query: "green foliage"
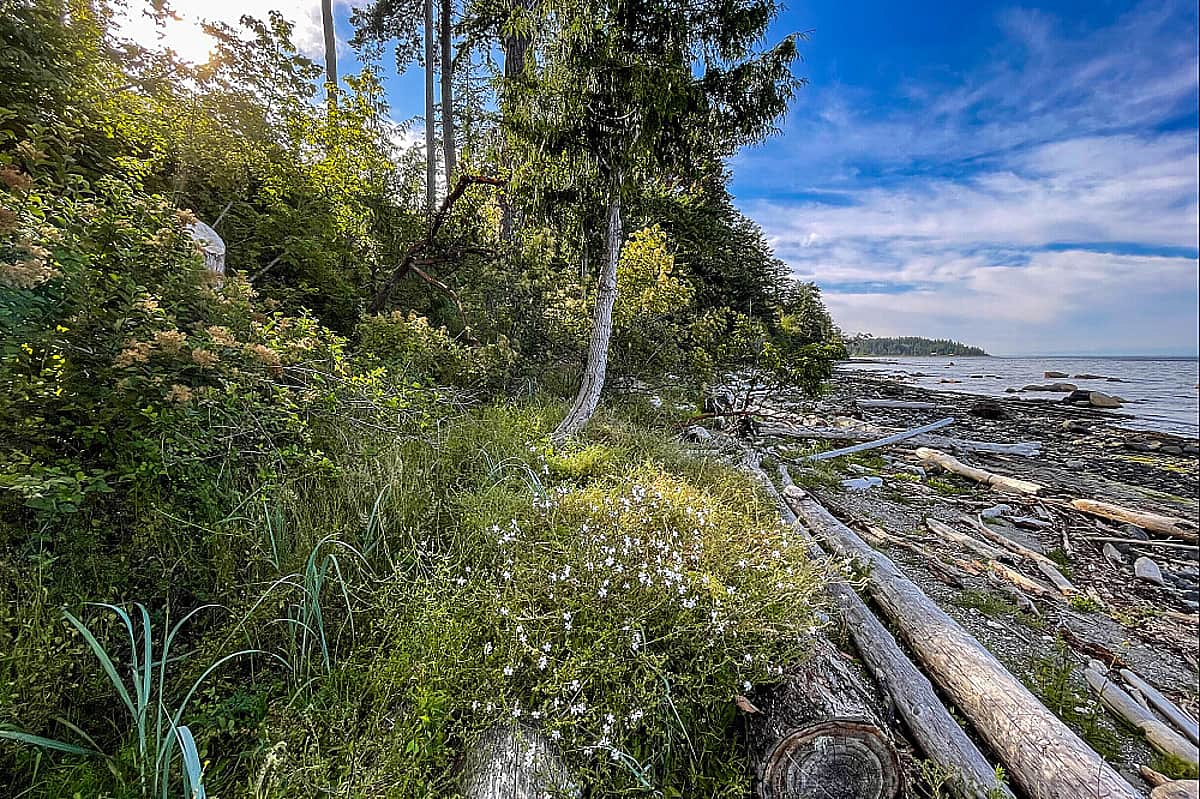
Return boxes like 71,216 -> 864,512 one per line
847,335 -> 988,357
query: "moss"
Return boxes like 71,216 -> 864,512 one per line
1151,752 -> 1200,780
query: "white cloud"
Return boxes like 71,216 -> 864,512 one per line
116,0 -> 362,64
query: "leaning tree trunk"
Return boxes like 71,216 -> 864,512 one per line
439,0 -> 456,180
423,0 -> 437,216
459,725 -> 577,798
789,491 -> 1142,799
321,0 -> 337,99
553,185 -> 621,440
748,636 -> 901,799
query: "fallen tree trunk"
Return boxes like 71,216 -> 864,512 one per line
748,636 -> 902,799
1083,666 -> 1200,767
857,399 -> 939,409
759,466 -> 1014,799
1120,669 -> 1200,746
1070,499 -> 1199,542
788,490 -> 1141,799
798,417 -> 956,462
758,426 -> 1041,457
968,517 -> 1078,596
459,725 -> 577,798
915,448 -> 1043,495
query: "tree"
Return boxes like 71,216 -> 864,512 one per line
321,0 -> 338,99
516,0 -> 801,438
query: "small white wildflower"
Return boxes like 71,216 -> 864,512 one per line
503,666 -> 514,677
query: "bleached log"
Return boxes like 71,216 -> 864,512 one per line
1070,500 -> 1199,543
788,491 -> 1141,799
857,399 -> 939,409
968,517 -> 1078,596
758,426 -> 1042,457
1084,537 -> 1199,551
925,518 -> 1008,562
915,448 -> 1043,495
1120,669 -> 1200,746
758,466 -> 1013,799
799,417 -> 956,462
1151,781 -> 1199,799
1084,667 -> 1200,767
459,725 -> 577,799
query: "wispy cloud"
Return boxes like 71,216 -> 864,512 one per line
734,0 -> 1199,355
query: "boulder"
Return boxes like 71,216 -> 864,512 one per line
1072,373 -> 1108,380
1134,556 -> 1164,585
1087,391 -> 1122,409
1121,524 -> 1150,541
1004,387 -> 1019,393
968,399 -> 1006,420
1022,382 -> 1077,392
1105,376 -> 1127,382
1044,370 -> 1069,378
1102,543 -> 1126,566
1161,445 -> 1183,456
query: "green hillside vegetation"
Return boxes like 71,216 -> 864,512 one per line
0,1 -> 845,795
847,335 -> 989,357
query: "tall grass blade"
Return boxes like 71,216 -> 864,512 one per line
0,727 -> 100,757
176,725 -> 206,799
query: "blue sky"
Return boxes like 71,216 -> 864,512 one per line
127,0 -> 1199,356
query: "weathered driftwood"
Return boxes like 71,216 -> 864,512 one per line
969,517 -> 1078,596
1084,536 -> 1200,551
459,725 -> 577,798
759,467 -> 1013,799
758,426 -> 1041,457
915,448 -> 1043,495
799,417 -> 956,462
1070,500 -> 1199,542
789,491 -> 1141,799
1084,667 -> 1200,767
1151,781 -> 1200,799
857,399 -> 939,409
925,518 -> 1008,562
1120,669 -> 1200,746
748,636 -> 901,799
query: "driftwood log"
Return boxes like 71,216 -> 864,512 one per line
1083,666 -> 1200,767
1070,499 -> 1199,542
748,637 -> 901,799
789,491 -> 1142,799
459,725 -> 577,798
915,448 -> 1043,495
1120,669 -> 1200,745
761,466 -> 1014,799
759,425 -> 1042,457
967,517 -> 1078,596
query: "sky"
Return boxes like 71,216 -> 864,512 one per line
122,0 -> 1199,356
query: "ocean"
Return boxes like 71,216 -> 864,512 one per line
838,356 -> 1200,437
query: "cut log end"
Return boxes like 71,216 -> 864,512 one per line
759,720 -> 901,799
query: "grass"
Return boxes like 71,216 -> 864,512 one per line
1027,637 -> 1123,761
1,400 -> 829,797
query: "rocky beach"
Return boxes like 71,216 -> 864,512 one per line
722,367 -> 1200,788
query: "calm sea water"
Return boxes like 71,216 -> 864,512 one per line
839,356 -> 1200,437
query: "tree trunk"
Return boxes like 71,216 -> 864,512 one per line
553,185 -> 620,440
788,491 -> 1142,799
424,0 -> 437,216
459,725 -> 577,798
439,0 -> 456,181
321,0 -> 337,98
747,637 -> 901,799
761,464 -> 1015,799
499,0 -> 533,240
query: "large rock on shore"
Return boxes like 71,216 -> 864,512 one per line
1063,390 -> 1124,408
1022,382 -> 1077,392
1044,370 -> 1069,378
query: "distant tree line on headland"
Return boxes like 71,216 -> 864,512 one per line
847,335 -> 989,357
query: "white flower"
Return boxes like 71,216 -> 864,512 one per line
503,666 -> 514,677
499,606 -> 509,616
483,641 -> 493,655
743,680 -> 752,691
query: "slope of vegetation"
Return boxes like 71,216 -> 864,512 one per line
847,335 -> 988,357
0,1 -> 844,794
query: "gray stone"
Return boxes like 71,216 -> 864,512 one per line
1102,543 -> 1126,565
1134,556 -> 1165,585
1061,419 -> 1091,434
1022,382 -> 1078,392
1044,371 -> 1070,378
1121,524 -> 1150,540
1087,391 -> 1123,409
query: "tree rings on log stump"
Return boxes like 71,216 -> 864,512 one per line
759,719 -> 900,799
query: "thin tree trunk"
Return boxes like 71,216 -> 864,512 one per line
440,0 -> 456,180
321,0 -> 337,99
554,185 -> 621,440
499,0 -> 533,240
424,0 -> 437,216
